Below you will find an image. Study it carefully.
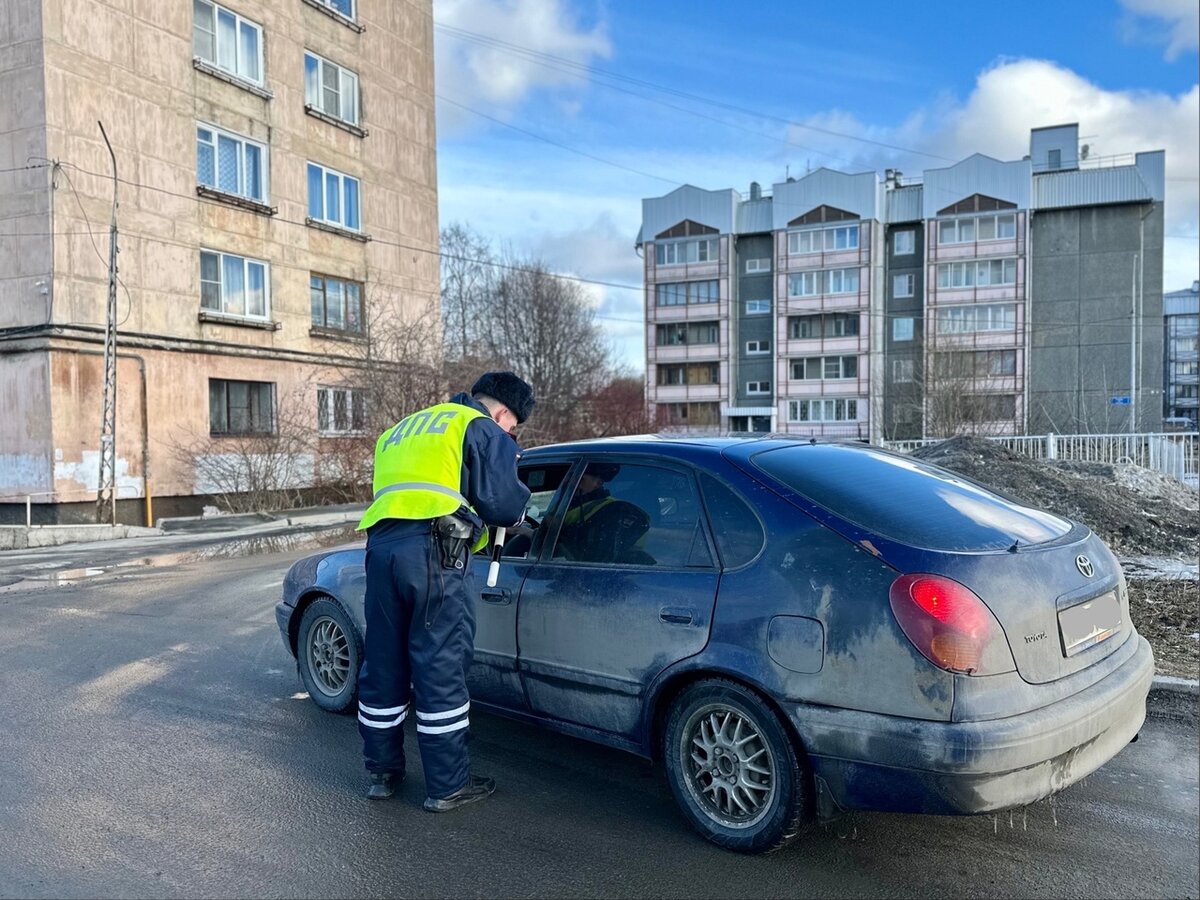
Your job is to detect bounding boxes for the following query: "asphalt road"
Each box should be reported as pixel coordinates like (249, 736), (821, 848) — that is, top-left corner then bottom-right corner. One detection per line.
(0, 533), (1197, 900)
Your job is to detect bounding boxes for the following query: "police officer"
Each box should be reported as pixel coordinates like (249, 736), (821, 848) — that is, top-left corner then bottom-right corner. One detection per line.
(556, 463), (619, 560)
(355, 372), (533, 811)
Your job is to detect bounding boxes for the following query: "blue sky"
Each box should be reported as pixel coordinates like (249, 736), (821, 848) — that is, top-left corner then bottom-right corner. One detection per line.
(432, 0), (1200, 371)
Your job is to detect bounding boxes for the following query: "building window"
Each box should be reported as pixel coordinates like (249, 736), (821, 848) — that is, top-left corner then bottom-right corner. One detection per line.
(937, 214), (1016, 245)
(312, 0), (355, 19)
(788, 268), (860, 297)
(1048, 149), (1061, 170)
(893, 317), (914, 341)
(894, 230), (915, 255)
(193, 0), (263, 85)
(196, 124), (266, 203)
(655, 321), (718, 345)
(893, 359), (914, 383)
(980, 395), (1017, 420)
(934, 350), (1018, 378)
(746, 339), (770, 355)
(655, 238), (718, 266)
(936, 258), (1017, 289)
(655, 280), (718, 306)
(745, 258), (770, 273)
(788, 224), (859, 255)
(310, 274), (363, 332)
(200, 249), (269, 319)
(745, 299), (771, 315)
(746, 381), (771, 395)
(657, 363), (719, 386)
(318, 386), (366, 434)
(936, 303), (1017, 334)
(790, 355), (858, 380)
(304, 51), (360, 125)
(787, 398), (859, 422)
(893, 274), (914, 298)
(657, 402), (720, 427)
(788, 313), (859, 340)
(209, 379), (274, 435)
(307, 162), (361, 231)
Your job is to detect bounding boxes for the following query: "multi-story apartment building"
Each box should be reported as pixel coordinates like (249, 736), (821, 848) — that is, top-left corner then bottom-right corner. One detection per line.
(1163, 280), (1199, 429)
(637, 123), (1165, 441)
(0, 0), (439, 523)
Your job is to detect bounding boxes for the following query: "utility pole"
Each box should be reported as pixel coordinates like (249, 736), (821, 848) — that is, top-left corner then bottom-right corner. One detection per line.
(1129, 253), (1137, 436)
(96, 121), (119, 525)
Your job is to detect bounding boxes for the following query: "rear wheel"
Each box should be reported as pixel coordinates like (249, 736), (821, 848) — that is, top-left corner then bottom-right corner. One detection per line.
(296, 597), (360, 713)
(663, 678), (810, 853)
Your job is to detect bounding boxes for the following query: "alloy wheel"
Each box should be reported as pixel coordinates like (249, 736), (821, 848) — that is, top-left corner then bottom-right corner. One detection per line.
(681, 703), (776, 828)
(306, 615), (351, 697)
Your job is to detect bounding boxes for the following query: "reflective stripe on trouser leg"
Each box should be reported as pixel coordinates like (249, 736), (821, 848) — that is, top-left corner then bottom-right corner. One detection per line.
(358, 534), (422, 775)
(410, 561), (477, 800)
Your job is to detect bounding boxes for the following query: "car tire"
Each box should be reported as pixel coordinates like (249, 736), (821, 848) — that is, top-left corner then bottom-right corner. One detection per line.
(663, 678), (810, 854)
(296, 596), (361, 714)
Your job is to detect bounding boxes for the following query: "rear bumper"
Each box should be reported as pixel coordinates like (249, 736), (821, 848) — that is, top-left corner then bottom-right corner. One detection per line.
(792, 634), (1154, 817)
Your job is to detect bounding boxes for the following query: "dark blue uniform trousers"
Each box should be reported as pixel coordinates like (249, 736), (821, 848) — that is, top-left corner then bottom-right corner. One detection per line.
(358, 523), (476, 799)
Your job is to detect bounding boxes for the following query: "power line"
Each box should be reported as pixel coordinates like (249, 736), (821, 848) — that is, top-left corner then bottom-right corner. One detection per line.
(9, 222), (1170, 337)
(437, 95), (678, 186)
(435, 23), (959, 164)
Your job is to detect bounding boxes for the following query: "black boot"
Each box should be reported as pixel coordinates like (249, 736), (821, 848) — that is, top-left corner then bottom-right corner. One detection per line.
(367, 772), (402, 800)
(422, 774), (495, 812)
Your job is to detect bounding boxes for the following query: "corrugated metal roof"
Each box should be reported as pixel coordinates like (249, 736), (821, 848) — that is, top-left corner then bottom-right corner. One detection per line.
(771, 168), (879, 229)
(885, 185), (923, 223)
(1032, 166), (1153, 209)
(735, 198), (774, 234)
(640, 185), (738, 244)
(922, 154), (1030, 217)
(1164, 283), (1199, 317)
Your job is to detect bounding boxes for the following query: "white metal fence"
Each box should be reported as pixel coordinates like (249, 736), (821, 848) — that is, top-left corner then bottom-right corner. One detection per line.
(882, 432), (1200, 489)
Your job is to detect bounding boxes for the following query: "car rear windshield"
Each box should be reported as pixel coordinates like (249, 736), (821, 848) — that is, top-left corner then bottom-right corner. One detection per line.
(750, 444), (1073, 551)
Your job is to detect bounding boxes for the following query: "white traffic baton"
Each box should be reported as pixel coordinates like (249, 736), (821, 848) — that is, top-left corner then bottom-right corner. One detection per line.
(486, 527), (506, 587)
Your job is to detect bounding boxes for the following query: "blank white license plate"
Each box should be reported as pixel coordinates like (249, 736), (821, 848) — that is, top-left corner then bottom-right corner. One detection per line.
(1059, 591), (1121, 657)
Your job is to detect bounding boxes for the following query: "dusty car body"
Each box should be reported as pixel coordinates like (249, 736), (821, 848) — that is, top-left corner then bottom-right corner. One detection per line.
(276, 436), (1153, 852)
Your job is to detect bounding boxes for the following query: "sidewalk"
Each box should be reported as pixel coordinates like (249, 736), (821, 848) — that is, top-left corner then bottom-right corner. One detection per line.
(0, 503), (366, 553)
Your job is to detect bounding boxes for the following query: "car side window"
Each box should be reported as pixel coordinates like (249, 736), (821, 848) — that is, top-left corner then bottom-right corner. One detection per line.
(699, 473), (765, 568)
(551, 462), (712, 568)
(497, 462), (572, 559)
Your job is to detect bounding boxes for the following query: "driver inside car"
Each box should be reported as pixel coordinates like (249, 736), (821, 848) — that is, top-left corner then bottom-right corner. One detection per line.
(555, 464), (655, 565)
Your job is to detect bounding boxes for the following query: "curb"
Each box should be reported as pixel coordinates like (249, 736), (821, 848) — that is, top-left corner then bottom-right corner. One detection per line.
(1150, 675), (1199, 697)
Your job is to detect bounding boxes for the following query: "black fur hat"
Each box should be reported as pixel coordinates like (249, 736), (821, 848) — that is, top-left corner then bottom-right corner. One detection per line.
(471, 371), (536, 423)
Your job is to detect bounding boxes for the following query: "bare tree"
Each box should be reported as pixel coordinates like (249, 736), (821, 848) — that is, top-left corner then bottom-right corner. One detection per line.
(483, 257), (613, 445)
(169, 385), (315, 513)
(918, 350), (1020, 438)
(440, 223), (496, 363)
(574, 375), (654, 439)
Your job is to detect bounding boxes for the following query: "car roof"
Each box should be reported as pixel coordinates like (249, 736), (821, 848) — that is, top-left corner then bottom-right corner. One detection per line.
(520, 434), (872, 460)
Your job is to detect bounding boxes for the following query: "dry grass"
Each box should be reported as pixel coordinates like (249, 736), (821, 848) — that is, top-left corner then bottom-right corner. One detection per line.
(1127, 577), (1199, 679)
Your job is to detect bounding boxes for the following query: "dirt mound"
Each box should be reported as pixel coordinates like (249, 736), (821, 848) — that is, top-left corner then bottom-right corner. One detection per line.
(911, 436), (1199, 558)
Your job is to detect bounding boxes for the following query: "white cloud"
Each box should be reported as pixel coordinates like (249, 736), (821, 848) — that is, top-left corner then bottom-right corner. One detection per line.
(433, 0), (612, 132)
(785, 59), (1199, 291)
(1118, 0), (1199, 60)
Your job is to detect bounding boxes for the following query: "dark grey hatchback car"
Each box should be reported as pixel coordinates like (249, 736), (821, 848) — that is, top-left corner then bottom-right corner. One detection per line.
(276, 436), (1154, 853)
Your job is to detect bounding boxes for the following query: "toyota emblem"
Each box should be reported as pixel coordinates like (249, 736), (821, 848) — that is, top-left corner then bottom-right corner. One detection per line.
(1075, 555), (1094, 578)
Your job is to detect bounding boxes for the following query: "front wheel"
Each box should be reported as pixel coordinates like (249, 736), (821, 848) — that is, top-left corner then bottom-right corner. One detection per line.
(296, 596), (361, 713)
(663, 679), (811, 853)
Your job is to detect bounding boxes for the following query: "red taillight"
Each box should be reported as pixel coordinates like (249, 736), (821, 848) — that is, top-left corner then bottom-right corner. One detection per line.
(889, 574), (1014, 676)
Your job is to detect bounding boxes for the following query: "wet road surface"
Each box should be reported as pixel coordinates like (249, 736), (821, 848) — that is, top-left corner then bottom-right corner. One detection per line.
(0, 534), (1196, 899)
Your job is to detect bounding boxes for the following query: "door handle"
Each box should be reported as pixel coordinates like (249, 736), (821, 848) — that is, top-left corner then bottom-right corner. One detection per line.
(481, 588), (512, 605)
(660, 607), (695, 625)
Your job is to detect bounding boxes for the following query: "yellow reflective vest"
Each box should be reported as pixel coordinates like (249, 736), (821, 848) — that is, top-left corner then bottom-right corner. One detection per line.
(357, 402), (486, 542)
